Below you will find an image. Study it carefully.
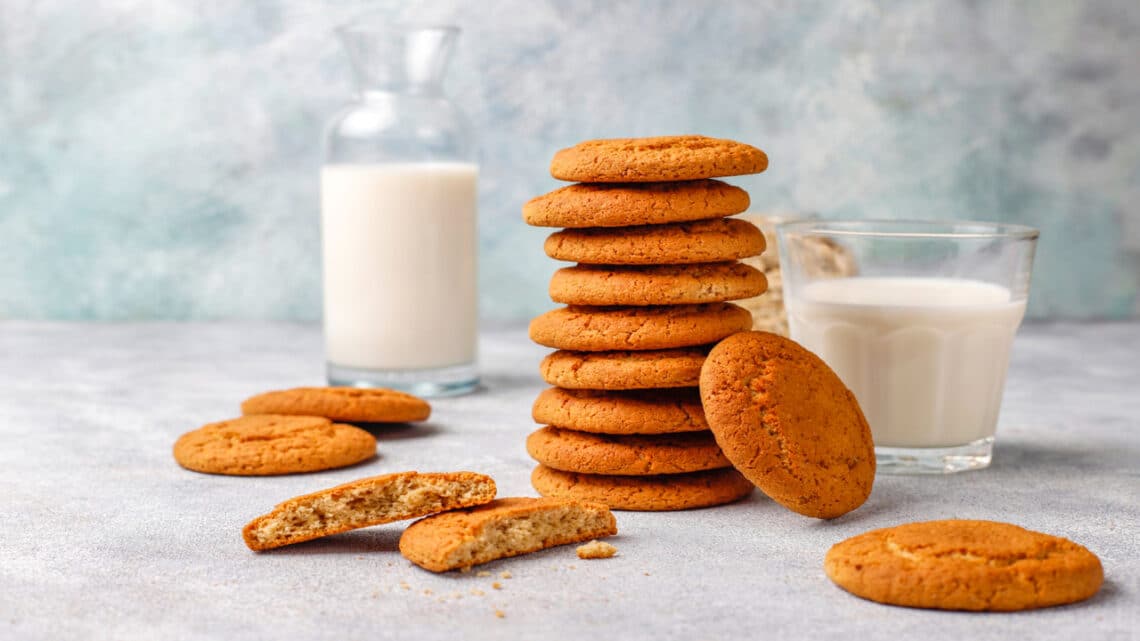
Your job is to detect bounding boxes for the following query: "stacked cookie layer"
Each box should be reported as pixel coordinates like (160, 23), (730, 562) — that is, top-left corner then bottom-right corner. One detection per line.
(524, 135), (769, 511)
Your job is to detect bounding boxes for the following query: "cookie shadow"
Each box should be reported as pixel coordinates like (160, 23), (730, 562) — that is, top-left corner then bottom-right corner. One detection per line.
(259, 526), (403, 556)
(357, 421), (443, 441)
(989, 439), (1134, 472)
(801, 481), (909, 529)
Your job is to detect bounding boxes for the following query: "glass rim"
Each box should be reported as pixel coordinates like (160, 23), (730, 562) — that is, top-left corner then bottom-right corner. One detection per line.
(776, 219), (1039, 241)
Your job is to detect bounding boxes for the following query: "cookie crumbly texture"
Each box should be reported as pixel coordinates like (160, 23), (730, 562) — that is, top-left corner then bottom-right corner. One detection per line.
(531, 465), (753, 511)
(173, 415), (376, 476)
(532, 387), (708, 434)
(529, 304), (752, 352)
(549, 262), (767, 306)
(545, 218), (766, 265)
(241, 386), (431, 423)
(549, 135), (768, 183)
(398, 497), (617, 572)
(242, 471), (497, 551)
(527, 426), (730, 476)
(824, 520), (1104, 611)
(523, 180), (749, 228)
(577, 540), (618, 559)
(699, 331), (875, 519)
(540, 347), (709, 390)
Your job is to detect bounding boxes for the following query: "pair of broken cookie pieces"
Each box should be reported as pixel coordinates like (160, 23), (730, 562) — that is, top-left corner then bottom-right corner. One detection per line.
(243, 471), (616, 573)
(173, 387), (430, 476)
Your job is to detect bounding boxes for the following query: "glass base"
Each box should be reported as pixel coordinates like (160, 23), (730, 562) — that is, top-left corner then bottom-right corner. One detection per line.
(875, 437), (995, 475)
(326, 361), (478, 398)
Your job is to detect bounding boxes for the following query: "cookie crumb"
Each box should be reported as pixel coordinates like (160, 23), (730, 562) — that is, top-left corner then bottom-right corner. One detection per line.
(470, 589), (485, 596)
(500, 571), (512, 579)
(494, 609), (506, 619)
(450, 591), (463, 599)
(643, 571), (651, 576)
(422, 589), (433, 596)
(399, 582), (410, 591)
(577, 540), (618, 559)
(491, 582), (503, 590)
(460, 566), (472, 574)
(476, 571), (491, 577)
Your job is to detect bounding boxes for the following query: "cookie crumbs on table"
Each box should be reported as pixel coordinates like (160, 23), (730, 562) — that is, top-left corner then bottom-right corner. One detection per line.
(577, 540), (618, 559)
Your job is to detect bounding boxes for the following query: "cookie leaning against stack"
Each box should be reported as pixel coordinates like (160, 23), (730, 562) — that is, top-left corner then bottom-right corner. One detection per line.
(523, 135), (770, 510)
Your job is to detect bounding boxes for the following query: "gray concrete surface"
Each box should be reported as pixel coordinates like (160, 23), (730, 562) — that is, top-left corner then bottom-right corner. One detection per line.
(1, 322), (1137, 641)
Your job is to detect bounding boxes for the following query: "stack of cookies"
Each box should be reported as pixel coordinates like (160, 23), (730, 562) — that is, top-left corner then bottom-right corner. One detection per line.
(523, 135), (770, 511)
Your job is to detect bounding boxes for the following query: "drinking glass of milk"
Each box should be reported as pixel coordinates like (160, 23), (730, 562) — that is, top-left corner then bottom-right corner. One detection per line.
(777, 221), (1038, 474)
(321, 24), (478, 396)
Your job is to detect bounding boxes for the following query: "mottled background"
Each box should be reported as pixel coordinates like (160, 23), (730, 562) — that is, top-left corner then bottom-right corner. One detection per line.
(1, 0), (1138, 321)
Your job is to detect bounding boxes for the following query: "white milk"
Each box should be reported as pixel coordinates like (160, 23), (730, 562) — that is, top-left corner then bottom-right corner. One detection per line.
(786, 277), (1026, 448)
(320, 163), (477, 371)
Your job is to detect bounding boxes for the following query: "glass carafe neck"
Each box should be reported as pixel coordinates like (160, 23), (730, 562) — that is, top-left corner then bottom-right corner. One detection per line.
(337, 25), (458, 97)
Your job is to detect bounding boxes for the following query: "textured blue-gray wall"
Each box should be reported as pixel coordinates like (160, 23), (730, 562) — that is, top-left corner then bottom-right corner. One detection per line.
(1, 0), (1138, 321)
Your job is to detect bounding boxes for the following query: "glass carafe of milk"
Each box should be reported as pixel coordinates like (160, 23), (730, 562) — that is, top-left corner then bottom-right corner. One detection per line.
(322, 24), (477, 396)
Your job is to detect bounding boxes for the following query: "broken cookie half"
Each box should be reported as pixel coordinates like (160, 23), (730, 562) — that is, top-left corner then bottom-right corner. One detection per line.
(399, 497), (617, 572)
(242, 471), (497, 551)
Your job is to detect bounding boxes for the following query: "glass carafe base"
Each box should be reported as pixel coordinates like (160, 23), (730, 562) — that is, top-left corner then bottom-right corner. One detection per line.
(327, 361), (478, 398)
(875, 437), (995, 475)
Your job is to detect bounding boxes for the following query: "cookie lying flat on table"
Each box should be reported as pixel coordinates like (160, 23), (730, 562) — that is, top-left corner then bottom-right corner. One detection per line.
(243, 471), (497, 551)
(531, 465), (753, 511)
(699, 331), (875, 519)
(544, 218), (766, 265)
(527, 426), (729, 476)
(241, 386), (430, 423)
(540, 347), (709, 390)
(549, 135), (768, 183)
(173, 415), (375, 476)
(529, 304), (752, 352)
(532, 387), (708, 434)
(549, 263), (767, 306)
(523, 180), (748, 228)
(824, 520), (1104, 611)
(399, 497), (616, 572)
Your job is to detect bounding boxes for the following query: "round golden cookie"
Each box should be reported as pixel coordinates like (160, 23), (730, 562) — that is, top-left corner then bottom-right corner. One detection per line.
(527, 426), (728, 476)
(522, 180), (748, 228)
(531, 464), (754, 511)
(699, 331), (875, 519)
(532, 387), (708, 434)
(549, 135), (768, 183)
(529, 304), (752, 352)
(549, 262), (767, 306)
(824, 520), (1104, 611)
(173, 415), (376, 476)
(241, 387), (430, 423)
(540, 347), (709, 390)
(545, 218), (766, 265)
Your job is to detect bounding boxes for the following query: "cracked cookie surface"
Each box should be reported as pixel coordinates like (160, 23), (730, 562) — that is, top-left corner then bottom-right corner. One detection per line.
(532, 387), (708, 434)
(531, 465), (754, 511)
(549, 262), (767, 306)
(824, 520), (1104, 611)
(540, 347), (709, 390)
(529, 304), (751, 352)
(241, 386), (430, 423)
(544, 218), (765, 264)
(549, 135), (768, 183)
(173, 414), (376, 476)
(699, 331), (875, 519)
(522, 179), (749, 228)
(527, 425), (729, 475)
